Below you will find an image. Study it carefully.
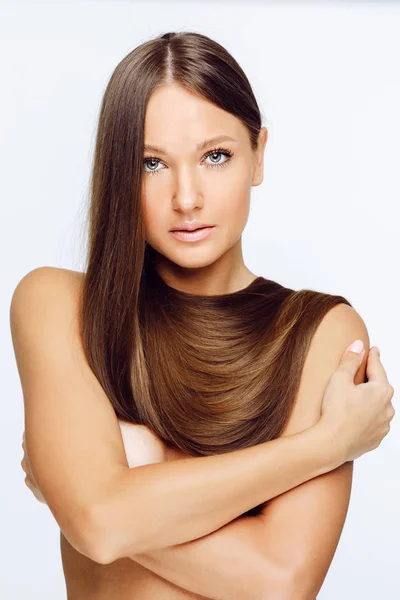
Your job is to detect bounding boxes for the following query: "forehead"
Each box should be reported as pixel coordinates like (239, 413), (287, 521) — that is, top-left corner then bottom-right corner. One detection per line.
(143, 84), (249, 151)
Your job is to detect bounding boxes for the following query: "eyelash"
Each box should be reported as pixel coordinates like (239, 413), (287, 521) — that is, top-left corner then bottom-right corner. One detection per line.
(143, 146), (234, 176)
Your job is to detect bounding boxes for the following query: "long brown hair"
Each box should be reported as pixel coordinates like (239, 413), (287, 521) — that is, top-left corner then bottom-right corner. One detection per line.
(80, 31), (351, 516)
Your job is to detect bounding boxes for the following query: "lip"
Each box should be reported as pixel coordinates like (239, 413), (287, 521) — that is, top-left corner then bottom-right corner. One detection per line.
(169, 226), (215, 242)
(170, 221), (214, 232)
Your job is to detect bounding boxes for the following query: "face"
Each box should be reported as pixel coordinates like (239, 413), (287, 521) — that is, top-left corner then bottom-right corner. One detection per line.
(141, 83), (268, 282)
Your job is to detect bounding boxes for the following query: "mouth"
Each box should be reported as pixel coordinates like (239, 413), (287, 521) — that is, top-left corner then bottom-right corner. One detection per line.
(170, 222), (215, 232)
(169, 226), (215, 242)
(173, 226), (210, 232)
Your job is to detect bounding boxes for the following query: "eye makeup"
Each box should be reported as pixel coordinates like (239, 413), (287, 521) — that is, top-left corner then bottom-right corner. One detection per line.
(143, 146), (234, 176)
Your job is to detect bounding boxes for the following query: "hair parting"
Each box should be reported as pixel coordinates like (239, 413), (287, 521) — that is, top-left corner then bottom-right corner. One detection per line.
(79, 31), (351, 517)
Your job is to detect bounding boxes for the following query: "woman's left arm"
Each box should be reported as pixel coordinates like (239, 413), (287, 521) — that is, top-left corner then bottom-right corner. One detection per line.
(251, 304), (369, 600)
(117, 423), (288, 599)
(135, 305), (369, 600)
(132, 511), (289, 600)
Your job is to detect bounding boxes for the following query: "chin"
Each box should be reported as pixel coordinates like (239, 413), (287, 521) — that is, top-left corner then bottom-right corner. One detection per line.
(165, 253), (219, 270)
(149, 238), (223, 266)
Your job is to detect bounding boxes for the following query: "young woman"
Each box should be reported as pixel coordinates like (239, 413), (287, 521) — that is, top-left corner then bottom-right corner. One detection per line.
(13, 31), (394, 600)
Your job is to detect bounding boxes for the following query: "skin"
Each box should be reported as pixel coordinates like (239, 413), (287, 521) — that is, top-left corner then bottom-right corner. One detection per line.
(22, 84), (271, 599)
(141, 82), (268, 294)
(18, 82), (395, 599)
(17, 75), (396, 594)
(22, 425), (204, 599)
(22, 424), (186, 503)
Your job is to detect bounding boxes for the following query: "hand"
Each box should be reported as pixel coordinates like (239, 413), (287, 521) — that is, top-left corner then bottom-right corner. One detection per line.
(21, 432), (46, 504)
(319, 344), (395, 463)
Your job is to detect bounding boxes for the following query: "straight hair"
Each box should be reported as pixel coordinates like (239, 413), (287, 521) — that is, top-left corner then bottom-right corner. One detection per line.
(80, 31), (351, 516)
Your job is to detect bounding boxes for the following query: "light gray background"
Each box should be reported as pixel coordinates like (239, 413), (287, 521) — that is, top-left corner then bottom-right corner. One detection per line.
(1, 1), (399, 598)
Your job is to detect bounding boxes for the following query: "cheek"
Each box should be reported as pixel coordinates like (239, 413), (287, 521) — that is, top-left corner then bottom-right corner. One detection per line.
(142, 202), (169, 242)
(216, 180), (251, 224)
(211, 163), (251, 209)
(141, 188), (161, 237)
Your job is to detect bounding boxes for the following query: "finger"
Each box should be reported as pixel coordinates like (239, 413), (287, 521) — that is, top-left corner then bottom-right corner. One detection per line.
(366, 346), (389, 383)
(336, 340), (366, 381)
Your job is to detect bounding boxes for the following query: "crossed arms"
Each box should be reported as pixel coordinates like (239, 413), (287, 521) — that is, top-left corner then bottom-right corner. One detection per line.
(13, 269), (368, 599)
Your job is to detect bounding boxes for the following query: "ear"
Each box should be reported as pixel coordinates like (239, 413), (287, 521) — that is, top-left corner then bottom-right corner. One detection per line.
(252, 127), (268, 187)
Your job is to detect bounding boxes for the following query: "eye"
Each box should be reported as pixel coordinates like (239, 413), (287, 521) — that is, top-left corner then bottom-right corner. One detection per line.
(203, 147), (233, 169)
(143, 146), (234, 176)
(143, 157), (164, 175)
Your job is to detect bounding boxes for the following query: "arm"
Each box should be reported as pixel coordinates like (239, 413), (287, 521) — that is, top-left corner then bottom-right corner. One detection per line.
(127, 305), (368, 600)
(20, 422), (296, 599)
(252, 304), (370, 599)
(115, 427), (293, 599)
(104, 305), (366, 598)
(11, 266), (342, 570)
(10, 266), (134, 562)
(131, 514), (289, 600)
(101, 420), (339, 562)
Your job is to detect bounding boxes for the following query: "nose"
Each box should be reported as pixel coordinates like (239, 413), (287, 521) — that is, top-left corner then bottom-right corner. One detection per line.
(171, 167), (204, 213)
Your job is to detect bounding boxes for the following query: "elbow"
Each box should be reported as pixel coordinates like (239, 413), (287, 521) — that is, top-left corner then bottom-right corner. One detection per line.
(45, 500), (115, 565)
(77, 467), (153, 564)
(75, 502), (121, 565)
(270, 568), (319, 600)
(80, 493), (143, 565)
(254, 563), (294, 600)
(257, 564), (317, 600)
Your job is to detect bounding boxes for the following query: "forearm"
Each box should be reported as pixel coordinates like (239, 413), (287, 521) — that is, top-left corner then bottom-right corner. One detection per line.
(98, 423), (341, 560)
(130, 514), (290, 600)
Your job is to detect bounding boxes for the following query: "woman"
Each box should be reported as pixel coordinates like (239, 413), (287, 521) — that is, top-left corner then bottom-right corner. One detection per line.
(13, 31), (394, 599)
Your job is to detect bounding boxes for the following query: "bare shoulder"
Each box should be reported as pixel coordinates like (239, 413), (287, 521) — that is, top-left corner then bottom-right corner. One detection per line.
(10, 266), (85, 327)
(9, 266), (90, 380)
(310, 302), (369, 350)
(280, 302), (370, 436)
(10, 265), (128, 563)
(305, 302), (370, 374)
(11, 265), (84, 299)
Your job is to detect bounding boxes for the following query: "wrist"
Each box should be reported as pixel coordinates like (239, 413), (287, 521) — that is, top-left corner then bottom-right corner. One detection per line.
(307, 422), (346, 472)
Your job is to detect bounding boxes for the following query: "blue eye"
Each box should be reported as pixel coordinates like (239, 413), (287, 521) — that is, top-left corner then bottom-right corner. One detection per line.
(143, 146), (234, 176)
(143, 158), (162, 175)
(203, 148), (233, 168)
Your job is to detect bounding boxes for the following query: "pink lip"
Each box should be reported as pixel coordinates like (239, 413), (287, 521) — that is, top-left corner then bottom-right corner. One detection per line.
(169, 226), (215, 242)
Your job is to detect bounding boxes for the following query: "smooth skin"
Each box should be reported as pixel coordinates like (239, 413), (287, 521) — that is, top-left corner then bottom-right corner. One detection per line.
(141, 83), (267, 294)
(17, 273), (394, 600)
(21, 335), (393, 600)
(13, 82), (395, 599)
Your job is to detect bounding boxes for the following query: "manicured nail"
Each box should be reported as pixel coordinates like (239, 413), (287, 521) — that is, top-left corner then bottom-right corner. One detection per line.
(347, 339), (364, 353)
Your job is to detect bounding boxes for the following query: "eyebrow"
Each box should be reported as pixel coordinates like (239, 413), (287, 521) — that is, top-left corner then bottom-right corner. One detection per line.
(143, 135), (239, 155)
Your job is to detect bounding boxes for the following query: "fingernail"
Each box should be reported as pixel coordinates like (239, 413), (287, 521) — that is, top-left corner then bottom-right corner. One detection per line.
(375, 346), (380, 356)
(347, 339), (364, 353)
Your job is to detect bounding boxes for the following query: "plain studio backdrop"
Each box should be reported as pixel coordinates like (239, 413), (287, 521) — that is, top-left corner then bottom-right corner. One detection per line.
(1, 1), (399, 598)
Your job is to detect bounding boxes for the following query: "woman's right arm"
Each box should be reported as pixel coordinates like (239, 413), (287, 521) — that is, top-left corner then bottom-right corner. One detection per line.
(10, 266), (390, 566)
